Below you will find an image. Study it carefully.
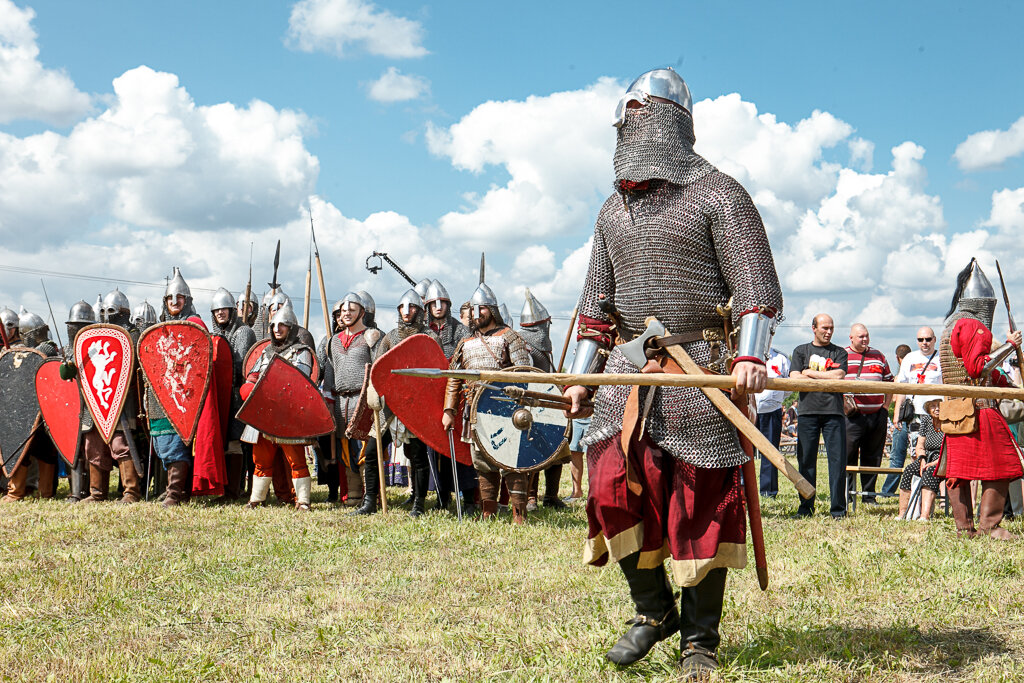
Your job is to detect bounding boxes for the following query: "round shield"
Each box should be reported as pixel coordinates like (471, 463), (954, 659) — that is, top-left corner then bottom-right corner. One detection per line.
(469, 370), (570, 473)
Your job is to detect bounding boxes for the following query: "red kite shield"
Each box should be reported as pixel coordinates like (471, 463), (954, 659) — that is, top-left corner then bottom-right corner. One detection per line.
(74, 324), (134, 443)
(345, 364), (375, 440)
(370, 334), (472, 467)
(138, 321), (212, 445)
(212, 336), (233, 437)
(0, 347), (47, 477)
(35, 358), (82, 467)
(236, 355), (334, 440)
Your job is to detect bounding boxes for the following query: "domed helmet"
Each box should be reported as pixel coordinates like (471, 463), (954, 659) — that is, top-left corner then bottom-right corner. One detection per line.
(66, 300), (96, 325)
(613, 67), (692, 128)
(210, 287), (236, 312)
(101, 288), (131, 320)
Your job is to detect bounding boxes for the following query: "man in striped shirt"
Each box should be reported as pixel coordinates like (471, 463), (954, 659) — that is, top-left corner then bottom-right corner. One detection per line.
(844, 324), (894, 504)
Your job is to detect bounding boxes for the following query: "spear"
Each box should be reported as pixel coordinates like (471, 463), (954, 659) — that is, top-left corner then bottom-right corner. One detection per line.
(557, 305), (578, 371)
(243, 242), (253, 326)
(303, 228), (313, 329)
(309, 206), (339, 479)
(40, 279), (64, 352)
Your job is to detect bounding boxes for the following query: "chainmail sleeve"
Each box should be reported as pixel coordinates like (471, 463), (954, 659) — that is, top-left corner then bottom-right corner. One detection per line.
(317, 335), (334, 390)
(708, 174), (783, 323)
(577, 202), (617, 332)
(503, 328), (532, 367)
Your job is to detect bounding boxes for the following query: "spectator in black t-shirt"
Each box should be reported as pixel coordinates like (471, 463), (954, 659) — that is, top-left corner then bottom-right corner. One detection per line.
(790, 313), (849, 518)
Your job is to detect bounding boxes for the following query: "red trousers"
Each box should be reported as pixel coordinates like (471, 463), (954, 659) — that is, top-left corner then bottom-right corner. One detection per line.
(253, 439), (310, 479)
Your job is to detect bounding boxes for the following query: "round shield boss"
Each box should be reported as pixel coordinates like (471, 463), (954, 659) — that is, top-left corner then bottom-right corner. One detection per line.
(470, 374), (570, 473)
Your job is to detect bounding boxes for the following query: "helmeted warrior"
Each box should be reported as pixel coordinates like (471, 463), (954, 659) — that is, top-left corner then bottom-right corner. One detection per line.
(0, 306), (18, 345)
(0, 307), (60, 503)
(317, 292), (382, 510)
(241, 302), (315, 511)
(17, 307), (58, 356)
(560, 68), (783, 678)
(424, 279), (475, 512)
(145, 268), (205, 506)
(237, 290), (259, 329)
(210, 287), (257, 501)
(414, 278), (432, 303)
(498, 303), (512, 329)
(259, 288), (317, 351)
(372, 288), (443, 517)
(443, 282), (534, 523)
(939, 259), (1023, 539)
(357, 290), (377, 330)
(63, 300), (95, 502)
(132, 300), (158, 331)
(77, 291), (143, 505)
(518, 289), (567, 511)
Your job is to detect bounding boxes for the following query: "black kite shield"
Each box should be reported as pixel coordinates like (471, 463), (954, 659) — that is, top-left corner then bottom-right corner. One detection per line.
(0, 347), (47, 476)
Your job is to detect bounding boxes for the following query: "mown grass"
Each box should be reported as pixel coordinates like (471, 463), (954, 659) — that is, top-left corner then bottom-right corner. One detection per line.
(2, 466), (1024, 682)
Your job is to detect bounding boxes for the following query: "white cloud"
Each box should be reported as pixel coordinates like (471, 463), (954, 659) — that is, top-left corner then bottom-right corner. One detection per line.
(0, 65), (319, 244)
(953, 115), (1024, 171)
(0, 0), (91, 124)
(511, 244), (555, 281)
(426, 77), (622, 247)
(367, 67), (429, 103)
(286, 0), (427, 59)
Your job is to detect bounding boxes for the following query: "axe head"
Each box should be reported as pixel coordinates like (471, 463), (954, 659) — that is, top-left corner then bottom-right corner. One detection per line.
(618, 318), (666, 369)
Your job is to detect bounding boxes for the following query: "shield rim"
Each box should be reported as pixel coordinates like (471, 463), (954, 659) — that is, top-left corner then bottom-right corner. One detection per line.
(468, 367), (571, 474)
(73, 323), (134, 444)
(137, 320), (212, 445)
(236, 355), (335, 440)
(0, 346), (47, 476)
(243, 337), (320, 383)
(34, 358), (82, 468)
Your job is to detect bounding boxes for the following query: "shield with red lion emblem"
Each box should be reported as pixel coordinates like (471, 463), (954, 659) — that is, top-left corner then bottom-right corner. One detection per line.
(137, 321), (212, 445)
(74, 324), (134, 443)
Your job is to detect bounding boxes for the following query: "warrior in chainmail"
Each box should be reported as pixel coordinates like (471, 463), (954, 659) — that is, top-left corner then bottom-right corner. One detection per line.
(443, 283), (533, 523)
(255, 289), (317, 349)
(145, 268), (203, 506)
(210, 288), (257, 501)
(938, 259), (1023, 539)
(373, 289), (442, 518)
(316, 292), (382, 511)
(75, 291), (144, 504)
(241, 302), (316, 511)
(518, 289), (568, 512)
(561, 69), (783, 678)
(423, 279), (476, 513)
(0, 307), (60, 503)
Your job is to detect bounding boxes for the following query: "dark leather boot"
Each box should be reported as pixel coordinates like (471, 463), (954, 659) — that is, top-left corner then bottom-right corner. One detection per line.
(410, 456), (429, 518)
(461, 490), (478, 518)
(478, 471), (500, 520)
(351, 460), (380, 516)
(222, 451), (243, 501)
(78, 465), (110, 504)
(117, 459), (142, 503)
(678, 568), (727, 679)
(526, 471), (539, 511)
(542, 464), (567, 509)
(507, 472), (529, 525)
(949, 481), (977, 537)
(37, 460), (57, 499)
(606, 553), (679, 666)
(163, 461), (191, 507)
(67, 459), (88, 503)
(979, 480), (1015, 540)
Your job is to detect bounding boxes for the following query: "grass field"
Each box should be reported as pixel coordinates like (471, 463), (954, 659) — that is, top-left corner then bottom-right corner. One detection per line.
(2, 468), (1024, 682)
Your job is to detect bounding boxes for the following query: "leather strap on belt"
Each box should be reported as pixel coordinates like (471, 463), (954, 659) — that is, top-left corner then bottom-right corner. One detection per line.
(650, 330), (707, 348)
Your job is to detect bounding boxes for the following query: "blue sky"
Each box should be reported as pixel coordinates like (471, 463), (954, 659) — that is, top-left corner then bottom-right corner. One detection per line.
(2, 0), (1023, 361)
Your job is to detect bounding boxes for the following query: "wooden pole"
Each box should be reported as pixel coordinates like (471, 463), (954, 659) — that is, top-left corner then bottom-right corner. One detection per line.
(556, 306), (578, 372)
(421, 369), (1024, 402)
(374, 408), (388, 514)
(303, 268), (312, 330)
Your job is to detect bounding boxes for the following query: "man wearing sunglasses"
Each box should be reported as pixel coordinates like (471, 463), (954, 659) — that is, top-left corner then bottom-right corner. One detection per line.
(883, 328), (941, 497)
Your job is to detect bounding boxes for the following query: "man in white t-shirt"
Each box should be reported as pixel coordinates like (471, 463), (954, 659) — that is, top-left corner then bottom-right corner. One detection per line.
(755, 348), (792, 498)
(882, 327), (942, 496)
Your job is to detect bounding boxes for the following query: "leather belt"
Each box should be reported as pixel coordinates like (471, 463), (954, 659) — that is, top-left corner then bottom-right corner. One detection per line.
(332, 390), (359, 397)
(650, 328), (725, 348)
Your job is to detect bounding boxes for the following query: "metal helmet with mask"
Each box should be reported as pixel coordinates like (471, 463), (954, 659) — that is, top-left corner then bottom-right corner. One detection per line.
(132, 301), (158, 330)
(270, 301), (299, 340)
(162, 267), (197, 321)
(397, 289), (423, 317)
(612, 67), (713, 188)
(101, 288), (131, 321)
(1, 306), (18, 338)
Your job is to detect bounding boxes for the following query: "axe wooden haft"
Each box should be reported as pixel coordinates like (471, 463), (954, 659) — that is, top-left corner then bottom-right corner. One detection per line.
(646, 324), (770, 591)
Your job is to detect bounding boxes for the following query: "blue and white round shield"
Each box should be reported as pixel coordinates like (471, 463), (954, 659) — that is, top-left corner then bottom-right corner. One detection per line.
(470, 380), (570, 472)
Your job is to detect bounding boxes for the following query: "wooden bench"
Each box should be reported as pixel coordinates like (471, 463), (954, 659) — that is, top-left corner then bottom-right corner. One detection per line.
(846, 465), (904, 513)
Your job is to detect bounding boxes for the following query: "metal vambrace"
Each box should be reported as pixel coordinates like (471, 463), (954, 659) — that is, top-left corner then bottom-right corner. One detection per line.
(734, 311), (775, 365)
